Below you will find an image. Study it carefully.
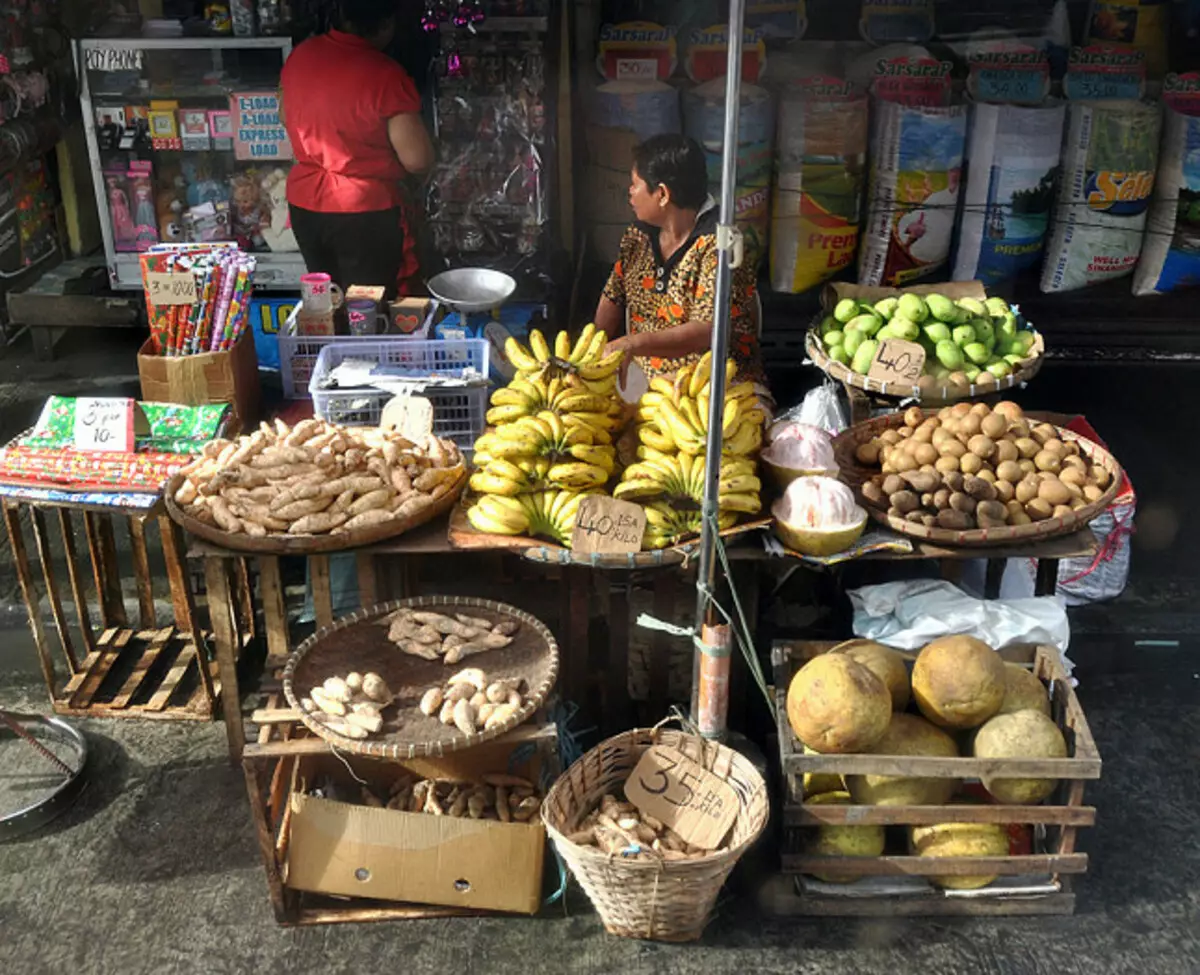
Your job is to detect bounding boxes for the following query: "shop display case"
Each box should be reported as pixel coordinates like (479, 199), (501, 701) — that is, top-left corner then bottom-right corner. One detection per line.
(78, 37), (304, 290)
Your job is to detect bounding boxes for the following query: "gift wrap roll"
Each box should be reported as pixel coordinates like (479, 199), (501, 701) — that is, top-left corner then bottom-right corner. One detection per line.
(769, 87), (868, 293)
(858, 100), (968, 287)
(952, 101), (1066, 285)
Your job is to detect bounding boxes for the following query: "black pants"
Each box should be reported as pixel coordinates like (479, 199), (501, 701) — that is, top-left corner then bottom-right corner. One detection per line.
(289, 204), (409, 299)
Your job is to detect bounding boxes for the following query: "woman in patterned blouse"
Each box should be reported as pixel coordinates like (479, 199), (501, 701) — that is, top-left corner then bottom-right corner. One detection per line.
(595, 134), (766, 388)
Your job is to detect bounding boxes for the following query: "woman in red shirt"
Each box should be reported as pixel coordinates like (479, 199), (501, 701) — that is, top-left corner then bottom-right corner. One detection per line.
(280, 0), (434, 296)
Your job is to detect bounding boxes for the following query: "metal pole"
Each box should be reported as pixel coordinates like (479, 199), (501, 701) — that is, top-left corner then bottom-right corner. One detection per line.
(690, 0), (746, 740)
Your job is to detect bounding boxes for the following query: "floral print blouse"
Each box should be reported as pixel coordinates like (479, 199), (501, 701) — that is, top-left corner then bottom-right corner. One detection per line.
(602, 203), (765, 385)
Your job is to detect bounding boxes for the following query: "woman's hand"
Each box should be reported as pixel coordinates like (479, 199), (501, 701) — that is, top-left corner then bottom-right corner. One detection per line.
(607, 334), (639, 385)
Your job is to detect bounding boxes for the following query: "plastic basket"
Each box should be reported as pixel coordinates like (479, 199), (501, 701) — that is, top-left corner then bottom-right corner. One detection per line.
(308, 339), (490, 448)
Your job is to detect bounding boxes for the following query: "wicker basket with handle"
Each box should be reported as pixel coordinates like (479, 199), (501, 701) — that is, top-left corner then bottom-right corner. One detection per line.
(541, 726), (769, 942)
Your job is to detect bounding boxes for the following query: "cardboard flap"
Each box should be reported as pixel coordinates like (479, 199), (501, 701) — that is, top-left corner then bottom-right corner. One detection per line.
(820, 279), (988, 311)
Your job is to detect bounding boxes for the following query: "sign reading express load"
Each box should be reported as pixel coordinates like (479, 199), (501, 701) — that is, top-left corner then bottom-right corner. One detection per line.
(231, 92), (292, 162)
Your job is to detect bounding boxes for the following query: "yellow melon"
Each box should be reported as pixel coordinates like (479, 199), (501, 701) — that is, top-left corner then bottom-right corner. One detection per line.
(911, 635), (1006, 729)
(786, 654), (891, 754)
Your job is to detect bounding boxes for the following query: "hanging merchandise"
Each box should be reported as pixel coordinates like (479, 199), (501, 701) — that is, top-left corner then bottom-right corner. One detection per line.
(747, 1), (806, 40)
(1041, 48), (1160, 293)
(858, 55), (966, 287)
(768, 77), (868, 294)
(1134, 73), (1200, 295)
(1085, 0), (1169, 77)
(952, 45), (1065, 284)
(859, 0), (935, 45)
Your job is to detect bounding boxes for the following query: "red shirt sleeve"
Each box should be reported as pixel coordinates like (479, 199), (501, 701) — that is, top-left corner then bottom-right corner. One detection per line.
(374, 63), (421, 119)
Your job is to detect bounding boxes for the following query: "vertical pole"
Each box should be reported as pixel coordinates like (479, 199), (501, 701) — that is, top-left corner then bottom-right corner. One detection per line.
(691, 0), (746, 741)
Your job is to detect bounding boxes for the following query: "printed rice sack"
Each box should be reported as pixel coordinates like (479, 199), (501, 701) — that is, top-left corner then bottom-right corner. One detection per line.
(953, 101), (1066, 284)
(1040, 100), (1161, 293)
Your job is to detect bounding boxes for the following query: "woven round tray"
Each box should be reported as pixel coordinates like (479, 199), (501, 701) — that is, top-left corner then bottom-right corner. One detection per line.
(832, 411), (1123, 548)
(163, 468), (466, 554)
(282, 596), (558, 759)
(542, 726), (770, 942)
(805, 329), (1045, 404)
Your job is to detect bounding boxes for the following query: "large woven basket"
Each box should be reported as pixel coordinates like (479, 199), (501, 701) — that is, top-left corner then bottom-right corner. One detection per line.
(542, 727), (769, 942)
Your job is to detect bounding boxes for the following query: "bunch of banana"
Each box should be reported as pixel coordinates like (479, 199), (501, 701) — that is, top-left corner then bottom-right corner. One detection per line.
(485, 371), (623, 428)
(642, 503), (739, 550)
(504, 324), (625, 395)
(472, 411), (615, 492)
(466, 488), (596, 544)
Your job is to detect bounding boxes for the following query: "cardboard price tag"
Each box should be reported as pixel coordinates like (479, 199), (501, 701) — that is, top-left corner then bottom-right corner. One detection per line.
(625, 745), (739, 851)
(381, 395), (434, 441)
(73, 397), (148, 453)
(866, 338), (925, 385)
(145, 271), (198, 306)
(570, 496), (647, 555)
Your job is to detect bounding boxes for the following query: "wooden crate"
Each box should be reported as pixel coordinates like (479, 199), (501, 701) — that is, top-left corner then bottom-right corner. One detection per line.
(242, 688), (558, 926)
(2, 499), (248, 726)
(770, 640), (1101, 916)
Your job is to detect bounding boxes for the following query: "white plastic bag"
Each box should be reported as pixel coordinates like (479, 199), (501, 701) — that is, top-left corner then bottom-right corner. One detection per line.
(849, 579), (1070, 655)
(780, 381), (848, 436)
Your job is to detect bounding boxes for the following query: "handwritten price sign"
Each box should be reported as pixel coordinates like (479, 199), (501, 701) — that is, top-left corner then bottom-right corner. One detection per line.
(73, 397), (139, 453)
(625, 745), (738, 850)
(570, 496), (647, 555)
(866, 338), (925, 385)
(145, 271), (198, 306)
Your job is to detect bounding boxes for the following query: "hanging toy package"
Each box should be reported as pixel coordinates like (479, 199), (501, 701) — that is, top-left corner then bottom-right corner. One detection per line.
(769, 77), (868, 294)
(1133, 72), (1200, 295)
(1040, 46), (1160, 293)
(952, 43), (1066, 284)
(858, 53), (967, 287)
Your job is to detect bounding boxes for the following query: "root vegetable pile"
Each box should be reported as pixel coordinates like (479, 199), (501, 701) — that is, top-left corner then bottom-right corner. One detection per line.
(418, 666), (530, 737)
(302, 671), (394, 740)
(567, 792), (717, 860)
(382, 607), (521, 665)
(330, 772), (542, 822)
(855, 401), (1112, 530)
(174, 419), (464, 537)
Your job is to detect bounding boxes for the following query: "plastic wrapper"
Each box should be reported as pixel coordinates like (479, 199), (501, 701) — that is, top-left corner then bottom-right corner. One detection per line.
(1040, 100), (1161, 293)
(952, 101), (1066, 285)
(769, 85), (868, 294)
(858, 101), (967, 286)
(849, 579), (1070, 656)
(1133, 103), (1200, 295)
(775, 381), (848, 437)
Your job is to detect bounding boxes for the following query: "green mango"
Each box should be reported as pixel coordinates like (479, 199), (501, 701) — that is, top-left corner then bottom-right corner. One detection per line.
(843, 327), (865, 356)
(822, 329), (844, 349)
(995, 314), (1018, 343)
(834, 298), (859, 324)
(935, 339), (965, 370)
(897, 293), (929, 323)
(986, 360), (1012, 378)
(852, 339), (878, 374)
(964, 342), (991, 366)
(873, 297), (900, 318)
(972, 319), (995, 349)
(925, 293), (957, 323)
(1003, 353), (1025, 365)
(984, 296), (1010, 317)
(957, 297), (987, 317)
(887, 316), (920, 341)
(848, 313), (882, 338)
(828, 344), (850, 364)
(923, 321), (952, 344)
(875, 324), (896, 340)
(932, 365), (951, 380)
(819, 315), (839, 336)
(963, 364), (982, 381)
(1014, 330), (1037, 353)
(952, 323), (977, 347)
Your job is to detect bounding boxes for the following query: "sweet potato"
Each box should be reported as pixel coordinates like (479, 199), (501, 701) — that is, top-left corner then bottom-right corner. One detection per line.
(419, 687), (443, 716)
(347, 489), (392, 517)
(329, 488), (357, 515)
(274, 495), (333, 521)
(284, 418), (322, 446)
(343, 509), (394, 531)
(209, 497), (243, 533)
(174, 479), (198, 505)
(396, 494), (436, 519)
(320, 475), (384, 498)
(269, 481), (322, 512)
(289, 511), (349, 534)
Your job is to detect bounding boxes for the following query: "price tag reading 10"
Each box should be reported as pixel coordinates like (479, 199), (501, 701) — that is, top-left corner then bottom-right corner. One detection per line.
(624, 745), (739, 851)
(73, 397), (136, 453)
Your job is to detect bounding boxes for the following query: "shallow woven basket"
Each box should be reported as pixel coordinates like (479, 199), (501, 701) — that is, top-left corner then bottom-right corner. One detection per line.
(832, 411), (1123, 548)
(542, 727), (769, 942)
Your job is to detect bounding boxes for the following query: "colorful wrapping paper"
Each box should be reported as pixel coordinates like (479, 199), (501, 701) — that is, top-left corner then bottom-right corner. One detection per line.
(23, 398), (230, 454)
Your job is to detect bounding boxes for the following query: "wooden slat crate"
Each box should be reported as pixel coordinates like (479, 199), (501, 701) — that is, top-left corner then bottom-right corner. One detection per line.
(769, 640), (1101, 917)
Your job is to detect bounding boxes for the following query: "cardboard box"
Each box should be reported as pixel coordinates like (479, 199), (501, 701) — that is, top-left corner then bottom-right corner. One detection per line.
(295, 304), (335, 336)
(346, 284), (386, 305)
(137, 328), (260, 433)
(389, 296), (433, 336)
(284, 738), (548, 914)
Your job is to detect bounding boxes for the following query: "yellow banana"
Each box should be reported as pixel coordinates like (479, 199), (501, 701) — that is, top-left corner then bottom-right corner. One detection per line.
(528, 329), (551, 364)
(722, 397), (741, 437)
(674, 364), (694, 400)
(547, 462), (609, 490)
(569, 324), (596, 364)
(567, 443), (615, 472)
(486, 404), (531, 425)
(660, 398), (700, 445)
(742, 407), (767, 427)
(554, 329), (571, 359)
(679, 396), (704, 435)
(582, 330), (608, 364)
(488, 437), (541, 461)
(510, 377), (547, 406)
(638, 424), (675, 452)
(555, 392), (611, 415)
(614, 478), (667, 501)
(688, 351), (713, 399)
(570, 411), (618, 431)
(486, 458), (530, 484)
(720, 457), (757, 478)
(536, 410), (566, 444)
(505, 336), (540, 372)
(718, 492), (762, 514)
(649, 376), (677, 399)
(727, 381), (755, 403)
(719, 474), (762, 495)
(718, 511), (738, 530)
(468, 503), (525, 536)
(577, 374), (618, 396)
(476, 494), (531, 528)
(472, 451), (494, 468)
(548, 487), (573, 526)
(723, 419), (761, 456)
(562, 414), (613, 444)
(470, 471), (524, 496)
(577, 348), (623, 380)
(490, 386), (535, 409)
(562, 424), (594, 448)
(636, 445), (674, 464)
(642, 502), (673, 529)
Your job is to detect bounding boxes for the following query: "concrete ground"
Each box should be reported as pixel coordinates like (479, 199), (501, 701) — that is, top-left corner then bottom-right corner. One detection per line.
(2, 328), (1199, 973)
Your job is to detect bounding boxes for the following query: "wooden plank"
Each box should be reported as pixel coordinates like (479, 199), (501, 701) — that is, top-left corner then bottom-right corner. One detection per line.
(786, 804), (1096, 828)
(764, 888), (1075, 918)
(782, 853), (1088, 878)
(292, 901), (484, 926)
(258, 557), (290, 666)
(252, 707), (302, 725)
(29, 507), (78, 673)
(84, 511), (127, 627)
(207, 556), (245, 761)
(562, 565), (590, 712)
(141, 637), (195, 712)
(242, 720), (559, 760)
(4, 502), (58, 696)
(243, 757), (291, 923)
(69, 628), (134, 708)
(234, 558), (256, 640)
(648, 572), (672, 719)
(158, 515), (197, 635)
(356, 552), (378, 610)
(57, 509), (95, 657)
(108, 626), (174, 709)
(606, 577), (631, 734)
(786, 752), (1100, 779)
(311, 555), (333, 630)
(127, 516), (156, 628)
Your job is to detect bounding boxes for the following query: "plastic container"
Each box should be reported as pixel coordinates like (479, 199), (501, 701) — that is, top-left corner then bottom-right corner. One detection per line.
(308, 339), (489, 448)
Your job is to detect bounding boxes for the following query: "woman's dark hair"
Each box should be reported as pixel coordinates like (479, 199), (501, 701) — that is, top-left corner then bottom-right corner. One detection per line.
(339, 0), (396, 37)
(633, 134), (709, 211)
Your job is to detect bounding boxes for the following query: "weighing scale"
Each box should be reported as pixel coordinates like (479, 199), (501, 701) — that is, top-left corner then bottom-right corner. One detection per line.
(427, 268), (542, 383)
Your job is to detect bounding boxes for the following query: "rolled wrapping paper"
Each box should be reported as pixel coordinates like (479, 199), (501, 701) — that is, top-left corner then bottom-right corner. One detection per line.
(952, 101), (1066, 286)
(210, 252), (240, 351)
